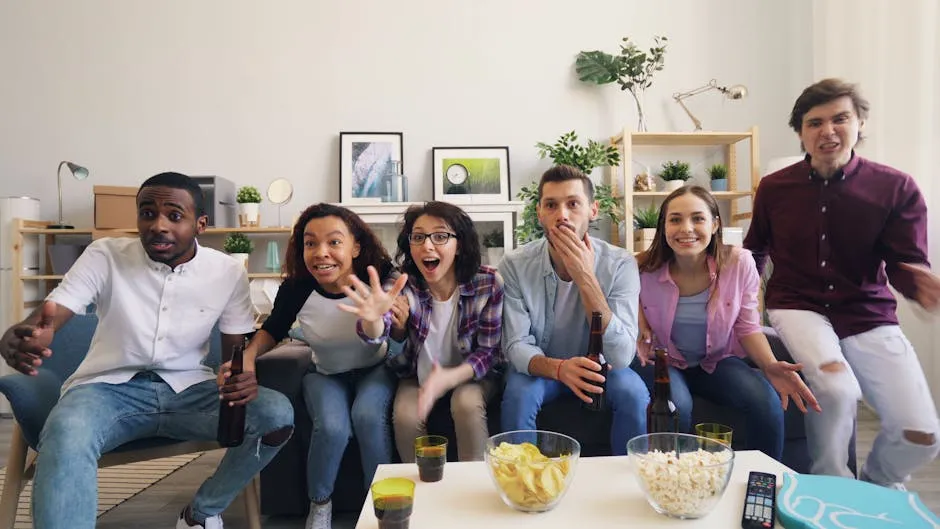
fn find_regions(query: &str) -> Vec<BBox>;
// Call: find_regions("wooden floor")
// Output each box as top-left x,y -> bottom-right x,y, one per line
0,406 -> 937,527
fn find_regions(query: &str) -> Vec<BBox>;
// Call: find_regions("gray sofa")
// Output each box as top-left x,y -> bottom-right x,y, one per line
255,328 -> 857,516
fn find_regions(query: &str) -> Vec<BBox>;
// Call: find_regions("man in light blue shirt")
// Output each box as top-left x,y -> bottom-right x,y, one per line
499,165 -> 648,455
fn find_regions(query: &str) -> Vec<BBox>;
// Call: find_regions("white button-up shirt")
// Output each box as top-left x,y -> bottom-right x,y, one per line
48,237 -> 255,394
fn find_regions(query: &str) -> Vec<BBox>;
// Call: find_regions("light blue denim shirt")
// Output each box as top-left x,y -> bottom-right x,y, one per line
499,236 -> 641,374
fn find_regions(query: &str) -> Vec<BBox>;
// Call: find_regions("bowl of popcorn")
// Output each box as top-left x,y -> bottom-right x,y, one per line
485,430 -> 580,513
627,433 -> 735,519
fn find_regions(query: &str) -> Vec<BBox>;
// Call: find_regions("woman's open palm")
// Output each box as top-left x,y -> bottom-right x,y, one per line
338,266 -> 408,323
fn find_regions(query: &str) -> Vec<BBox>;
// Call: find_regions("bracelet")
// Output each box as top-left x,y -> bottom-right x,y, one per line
555,359 -> 567,381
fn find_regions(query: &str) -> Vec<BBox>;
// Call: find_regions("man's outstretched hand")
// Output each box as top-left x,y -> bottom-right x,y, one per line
0,301 -> 57,376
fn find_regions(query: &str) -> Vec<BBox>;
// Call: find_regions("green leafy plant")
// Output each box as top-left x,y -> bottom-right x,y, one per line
223,232 -> 254,254
633,203 -> 660,229
707,163 -> 728,181
482,229 -> 504,249
659,160 -> 692,182
575,36 -> 668,131
515,130 -> 624,245
236,186 -> 262,204
535,130 -> 621,174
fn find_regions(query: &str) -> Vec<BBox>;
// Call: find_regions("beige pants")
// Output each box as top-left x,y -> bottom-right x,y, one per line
393,377 -> 497,462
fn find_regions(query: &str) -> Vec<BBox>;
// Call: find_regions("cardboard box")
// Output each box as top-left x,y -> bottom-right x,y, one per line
94,185 -> 138,229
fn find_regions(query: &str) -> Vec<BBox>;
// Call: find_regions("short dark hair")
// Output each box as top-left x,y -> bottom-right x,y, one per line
396,201 -> 481,288
537,165 -> 594,202
137,172 -> 206,216
284,203 -> 394,283
789,78 -> 870,134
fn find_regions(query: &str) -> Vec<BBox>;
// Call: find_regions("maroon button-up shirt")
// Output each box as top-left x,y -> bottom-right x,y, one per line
744,153 -> 929,338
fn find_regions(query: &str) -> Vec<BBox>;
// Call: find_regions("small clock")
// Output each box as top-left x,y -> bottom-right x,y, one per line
445,163 -> 469,186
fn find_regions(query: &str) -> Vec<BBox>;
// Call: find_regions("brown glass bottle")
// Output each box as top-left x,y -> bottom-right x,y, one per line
583,311 -> 608,412
217,342 -> 247,447
646,347 -> 679,434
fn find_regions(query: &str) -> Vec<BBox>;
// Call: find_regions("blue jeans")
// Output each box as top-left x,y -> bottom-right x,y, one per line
303,362 -> 396,501
633,356 -> 784,460
33,371 -> 294,529
500,367 -> 649,456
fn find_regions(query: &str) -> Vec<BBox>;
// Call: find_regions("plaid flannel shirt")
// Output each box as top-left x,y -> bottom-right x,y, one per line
386,265 -> 505,380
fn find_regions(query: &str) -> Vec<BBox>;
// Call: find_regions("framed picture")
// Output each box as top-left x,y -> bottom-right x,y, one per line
432,146 -> 511,203
339,132 -> 404,203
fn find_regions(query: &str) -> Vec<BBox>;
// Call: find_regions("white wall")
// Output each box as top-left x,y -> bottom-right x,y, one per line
1,0 -> 812,227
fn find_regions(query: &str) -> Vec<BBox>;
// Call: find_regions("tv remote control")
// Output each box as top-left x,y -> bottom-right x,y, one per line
742,471 -> 776,528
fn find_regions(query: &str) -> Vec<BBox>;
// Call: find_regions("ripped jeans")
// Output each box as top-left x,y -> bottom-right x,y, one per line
33,371 -> 294,529
768,310 -> 940,485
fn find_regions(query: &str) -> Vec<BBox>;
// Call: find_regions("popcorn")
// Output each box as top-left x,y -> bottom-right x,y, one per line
634,448 -> 733,515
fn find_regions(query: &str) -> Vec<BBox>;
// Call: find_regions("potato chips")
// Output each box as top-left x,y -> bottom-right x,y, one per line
487,441 -> 572,509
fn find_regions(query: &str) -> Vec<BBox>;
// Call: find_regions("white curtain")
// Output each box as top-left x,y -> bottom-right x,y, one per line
812,0 -> 940,403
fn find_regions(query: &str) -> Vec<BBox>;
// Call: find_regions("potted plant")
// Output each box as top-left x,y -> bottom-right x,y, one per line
515,131 -> 622,245
223,232 -> 254,267
633,202 -> 660,252
659,160 -> 691,192
236,186 -> 262,227
707,163 -> 728,192
575,35 -> 668,132
482,228 -> 505,267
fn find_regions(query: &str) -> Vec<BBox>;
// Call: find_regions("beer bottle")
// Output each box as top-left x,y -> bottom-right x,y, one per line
647,347 -> 679,434
583,311 -> 608,412
217,342 -> 247,447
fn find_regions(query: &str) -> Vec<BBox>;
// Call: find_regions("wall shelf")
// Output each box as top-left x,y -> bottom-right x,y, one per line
610,126 -> 760,250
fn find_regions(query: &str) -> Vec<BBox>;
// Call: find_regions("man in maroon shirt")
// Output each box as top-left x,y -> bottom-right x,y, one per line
745,78 -> 940,489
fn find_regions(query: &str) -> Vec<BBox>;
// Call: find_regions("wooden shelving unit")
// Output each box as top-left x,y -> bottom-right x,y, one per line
610,126 -> 760,250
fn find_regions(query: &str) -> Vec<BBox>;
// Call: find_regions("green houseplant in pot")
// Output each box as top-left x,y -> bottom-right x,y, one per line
659,160 -> 691,192
515,131 -> 622,245
223,232 -> 254,268
707,163 -> 728,192
236,186 -> 262,227
575,36 -> 668,132
632,202 -> 659,252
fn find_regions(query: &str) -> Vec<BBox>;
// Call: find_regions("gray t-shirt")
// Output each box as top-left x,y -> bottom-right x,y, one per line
547,278 -> 588,360
297,289 -> 387,375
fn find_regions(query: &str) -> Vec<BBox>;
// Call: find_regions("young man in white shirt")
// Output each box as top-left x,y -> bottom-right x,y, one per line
0,172 -> 294,529
499,165 -> 648,455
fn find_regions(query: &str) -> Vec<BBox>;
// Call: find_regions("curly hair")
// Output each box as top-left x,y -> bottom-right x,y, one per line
395,201 -> 481,288
284,203 -> 393,284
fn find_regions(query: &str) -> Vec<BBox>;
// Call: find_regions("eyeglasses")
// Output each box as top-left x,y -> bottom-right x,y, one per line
408,232 -> 457,246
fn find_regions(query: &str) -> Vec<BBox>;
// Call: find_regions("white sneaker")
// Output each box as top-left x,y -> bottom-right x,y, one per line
305,500 -> 332,529
859,466 -> 907,491
176,507 -> 224,529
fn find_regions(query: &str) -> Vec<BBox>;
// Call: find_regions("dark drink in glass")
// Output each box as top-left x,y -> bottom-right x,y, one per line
374,494 -> 413,529
415,444 -> 446,482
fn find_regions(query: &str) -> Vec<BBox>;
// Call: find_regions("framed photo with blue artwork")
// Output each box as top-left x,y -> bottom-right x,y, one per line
339,132 -> 404,204
432,146 -> 511,204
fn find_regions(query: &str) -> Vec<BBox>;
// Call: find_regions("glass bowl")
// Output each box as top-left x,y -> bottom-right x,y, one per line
627,433 -> 735,519
484,430 -> 580,513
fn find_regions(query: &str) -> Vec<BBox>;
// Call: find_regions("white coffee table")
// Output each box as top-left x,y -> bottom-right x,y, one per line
355,450 -> 790,528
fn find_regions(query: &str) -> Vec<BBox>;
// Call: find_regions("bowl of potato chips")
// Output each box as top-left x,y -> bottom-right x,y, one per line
484,430 -> 580,513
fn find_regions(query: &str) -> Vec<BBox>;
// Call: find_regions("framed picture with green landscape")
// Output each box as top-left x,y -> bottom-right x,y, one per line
432,146 -> 510,204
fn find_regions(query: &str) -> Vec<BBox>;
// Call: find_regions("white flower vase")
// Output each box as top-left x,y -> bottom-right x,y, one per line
238,203 -> 260,227
633,228 -> 657,252
485,247 -> 504,267
231,253 -> 250,268
663,180 -> 685,192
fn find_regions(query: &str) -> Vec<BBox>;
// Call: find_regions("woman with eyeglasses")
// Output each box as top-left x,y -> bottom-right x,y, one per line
355,201 -> 505,462
245,203 -> 406,529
